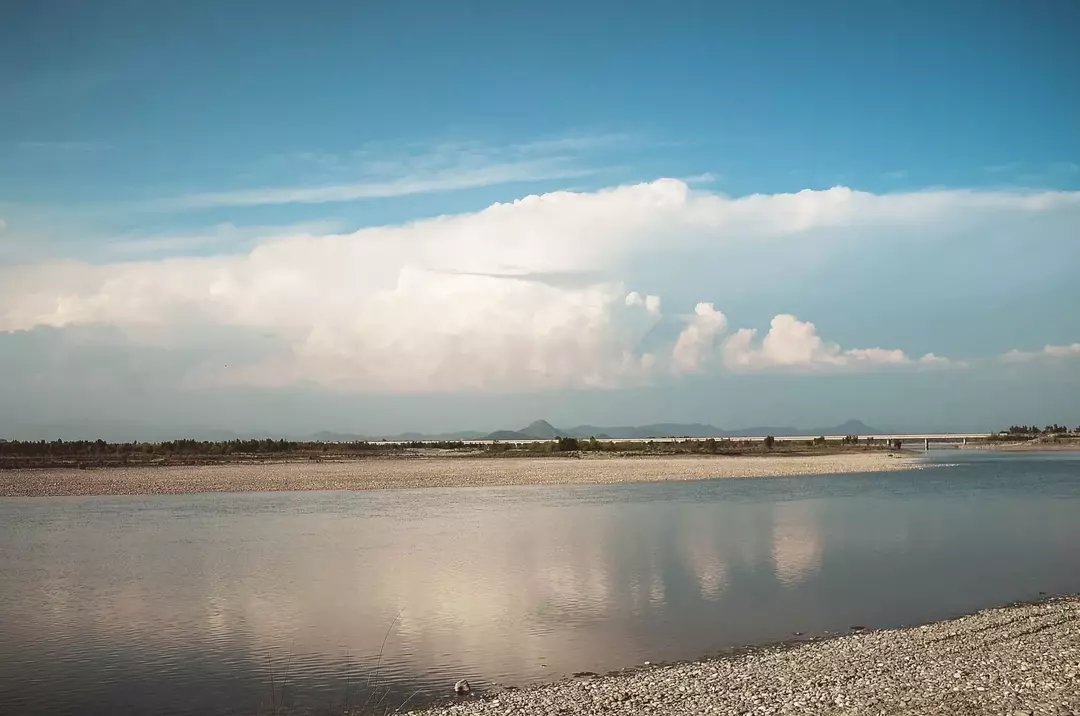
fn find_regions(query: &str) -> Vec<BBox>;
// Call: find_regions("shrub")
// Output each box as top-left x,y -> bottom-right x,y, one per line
555,436 -> 580,452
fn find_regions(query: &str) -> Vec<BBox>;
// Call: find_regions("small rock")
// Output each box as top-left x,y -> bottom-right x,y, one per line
454,679 -> 471,695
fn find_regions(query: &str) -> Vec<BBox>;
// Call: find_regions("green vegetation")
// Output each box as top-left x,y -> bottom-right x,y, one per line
481,434 -> 898,458
0,437 -> 454,469
985,425 -> 1080,442
0,433 -> 906,468
1001,424 -> 1079,436
13,424 -> 1077,469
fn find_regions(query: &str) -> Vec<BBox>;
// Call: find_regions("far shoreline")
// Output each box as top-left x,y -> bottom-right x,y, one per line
0,452 -> 922,498
974,441 -> 1080,451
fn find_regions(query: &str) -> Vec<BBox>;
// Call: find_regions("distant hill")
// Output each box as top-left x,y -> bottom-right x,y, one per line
520,420 -> 560,439
564,423 -> 722,439
20,419 -> 880,444
484,418 -> 882,441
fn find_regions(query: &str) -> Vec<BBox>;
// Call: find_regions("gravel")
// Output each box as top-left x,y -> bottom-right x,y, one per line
410,597 -> 1080,716
0,453 -> 920,497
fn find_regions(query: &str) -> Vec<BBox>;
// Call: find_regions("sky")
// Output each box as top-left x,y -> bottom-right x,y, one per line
1,0 -> 1079,439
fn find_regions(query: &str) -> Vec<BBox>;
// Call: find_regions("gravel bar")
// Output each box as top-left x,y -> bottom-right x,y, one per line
412,597 -> 1080,716
0,453 -> 920,497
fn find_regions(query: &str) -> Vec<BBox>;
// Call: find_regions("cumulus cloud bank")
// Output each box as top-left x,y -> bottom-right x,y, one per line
2,179 -> 1078,393
720,315 -> 915,372
1002,343 -> 1080,363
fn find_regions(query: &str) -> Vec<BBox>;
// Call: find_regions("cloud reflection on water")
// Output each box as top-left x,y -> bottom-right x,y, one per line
4,464 -> 1080,716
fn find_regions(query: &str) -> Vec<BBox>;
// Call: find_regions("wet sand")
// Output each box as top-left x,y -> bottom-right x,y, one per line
0,452 -> 920,497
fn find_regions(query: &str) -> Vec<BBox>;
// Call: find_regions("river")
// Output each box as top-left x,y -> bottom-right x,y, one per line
1,451 -> 1078,715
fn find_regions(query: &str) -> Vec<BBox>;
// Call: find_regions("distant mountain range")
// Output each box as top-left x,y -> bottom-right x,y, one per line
3,419 -> 882,443
308,418 -> 882,442
481,418 -> 881,441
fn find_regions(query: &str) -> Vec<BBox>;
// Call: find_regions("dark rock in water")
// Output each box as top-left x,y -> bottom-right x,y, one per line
454,679 -> 471,695
573,671 -> 598,678
850,625 -> 867,631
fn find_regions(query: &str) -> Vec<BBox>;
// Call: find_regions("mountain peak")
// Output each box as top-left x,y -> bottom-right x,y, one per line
830,419 -> 877,434
520,419 -> 559,439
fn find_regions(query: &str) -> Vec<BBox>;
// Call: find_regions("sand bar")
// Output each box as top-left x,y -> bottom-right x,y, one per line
0,452 -> 921,497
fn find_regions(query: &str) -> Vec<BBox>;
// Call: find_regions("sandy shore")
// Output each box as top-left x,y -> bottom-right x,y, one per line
0,452 -> 920,497
411,597 -> 1080,716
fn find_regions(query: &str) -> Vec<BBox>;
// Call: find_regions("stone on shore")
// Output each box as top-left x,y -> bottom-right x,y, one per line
408,597 -> 1080,715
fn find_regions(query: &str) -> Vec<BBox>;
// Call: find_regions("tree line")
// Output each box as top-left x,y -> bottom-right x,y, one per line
1001,425 -> 1079,435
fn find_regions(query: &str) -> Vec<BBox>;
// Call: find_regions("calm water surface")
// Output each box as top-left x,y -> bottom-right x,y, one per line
1,451 -> 1078,715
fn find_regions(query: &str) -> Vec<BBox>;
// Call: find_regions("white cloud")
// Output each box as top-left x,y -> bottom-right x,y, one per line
1046,343 -> 1080,357
720,315 -> 911,372
624,291 -> 662,317
917,353 -> 954,367
672,303 -> 728,373
103,221 -> 343,257
1002,343 -> 1080,363
210,273 -> 662,393
2,179 -> 1078,393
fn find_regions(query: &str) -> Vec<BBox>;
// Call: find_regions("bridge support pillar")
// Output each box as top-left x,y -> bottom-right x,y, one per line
924,438 -> 930,451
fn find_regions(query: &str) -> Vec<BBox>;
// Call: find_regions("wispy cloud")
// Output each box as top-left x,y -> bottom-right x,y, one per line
882,170 -> 908,180
166,134 -> 627,210
680,172 -> 719,185
168,160 -> 598,209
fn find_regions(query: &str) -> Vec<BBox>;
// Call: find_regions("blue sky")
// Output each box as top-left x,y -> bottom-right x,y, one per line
1,0 -> 1078,438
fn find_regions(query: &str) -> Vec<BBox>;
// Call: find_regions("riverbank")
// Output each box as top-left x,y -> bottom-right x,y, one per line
411,596 -> 1080,716
0,452 -> 920,497
981,440 -> 1080,452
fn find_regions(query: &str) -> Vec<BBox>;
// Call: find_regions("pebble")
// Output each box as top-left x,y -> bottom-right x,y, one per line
0,454 -> 924,497
407,597 -> 1080,715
